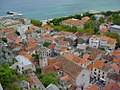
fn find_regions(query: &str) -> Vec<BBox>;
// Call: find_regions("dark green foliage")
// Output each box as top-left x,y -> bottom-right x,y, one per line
15,30 -> 20,36
99,17 -> 105,23
40,72 -> 58,87
32,53 -> 40,59
43,42 -> 51,47
2,37 -> 7,43
31,19 -> 42,27
84,20 -> 94,29
0,66 -> 28,90
99,48 -> 105,51
36,67 -> 41,74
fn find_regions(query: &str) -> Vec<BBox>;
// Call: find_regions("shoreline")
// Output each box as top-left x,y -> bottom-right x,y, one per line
40,9 -> 120,25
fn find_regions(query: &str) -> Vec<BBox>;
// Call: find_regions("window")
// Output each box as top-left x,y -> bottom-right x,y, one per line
94,68 -> 96,71
22,67 -> 24,70
102,76 -> 104,78
99,71 -> 100,73
94,72 -> 96,75
103,72 -> 104,74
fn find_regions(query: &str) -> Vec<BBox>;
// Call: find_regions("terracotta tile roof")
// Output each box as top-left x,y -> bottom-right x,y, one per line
92,35 -> 97,38
100,28 -> 109,33
60,46 -> 68,52
79,58 -> 89,65
83,54 -> 90,59
51,56 -> 83,79
100,36 -> 117,43
63,19 -> 85,25
100,36 -> 109,41
60,75 -> 72,81
14,18 -> 24,21
85,85 -> 101,90
113,58 -> 120,64
6,34 -> 21,44
25,29 -> 35,34
112,50 -> 120,57
48,58 -> 56,65
108,38 -> 117,43
19,51 -> 31,60
89,54 -> 97,60
27,43 -> 37,51
6,33 -> 17,39
29,74 -> 40,85
15,38 -> 22,44
82,16 -> 90,22
41,33 -> 47,38
42,25 -> 53,31
93,60 -> 104,69
30,25 -> 39,29
45,36 -> 54,42
107,73 -> 120,83
0,28 -> 15,33
72,57 -> 82,63
49,43 -> 56,49
63,52 -> 77,61
112,63 -> 120,72
42,62 -> 62,73
87,63 -> 93,70
104,82 -> 120,90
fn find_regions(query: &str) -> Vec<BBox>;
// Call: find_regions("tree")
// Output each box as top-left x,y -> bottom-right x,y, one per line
15,30 -> 20,36
84,20 -> 94,29
113,18 -> 120,25
43,42 -> 51,47
99,17 -> 105,23
40,72 -> 58,87
0,67 -> 16,87
90,15 -> 96,21
31,19 -> 42,27
2,37 -> 7,43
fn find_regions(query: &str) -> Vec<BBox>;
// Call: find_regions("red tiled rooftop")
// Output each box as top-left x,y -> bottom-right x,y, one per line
104,82 -> 120,90
100,28 -> 109,33
112,63 -> 120,72
113,58 -> 120,64
85,85 -> 101,90
93,60 -> 104,69
63,19 -> 85,25
42,62 -> 62,73
42,25 -> 53,31
60,75 -> 72,81
49,43 -> 56,49
112,50 -> 120,57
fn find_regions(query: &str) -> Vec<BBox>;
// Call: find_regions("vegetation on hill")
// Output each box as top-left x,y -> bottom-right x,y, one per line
31,19 -> 42,27
0,64 -> 28,90
38,72 -> 58,87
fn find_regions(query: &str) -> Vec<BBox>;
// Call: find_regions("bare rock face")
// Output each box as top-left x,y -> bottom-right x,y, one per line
0,45 -> 15,64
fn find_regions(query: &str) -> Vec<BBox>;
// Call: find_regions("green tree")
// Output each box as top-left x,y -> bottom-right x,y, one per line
41,72 -> 58,87
0,67 -> 16,87
15,30 -> 20,36
2,37 -> 7,43
107,15 -> 113,23
31,19 -> 42,27
113,18 -> 120,25
43,42 -> 51,47
99,17 -> 105,23
84,20 -> 94,29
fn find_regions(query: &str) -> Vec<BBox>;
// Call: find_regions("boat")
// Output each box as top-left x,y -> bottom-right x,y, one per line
7,11 -> 22,16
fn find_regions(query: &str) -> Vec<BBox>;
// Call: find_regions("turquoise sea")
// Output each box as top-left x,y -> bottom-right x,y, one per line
0,0 -> 120,20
